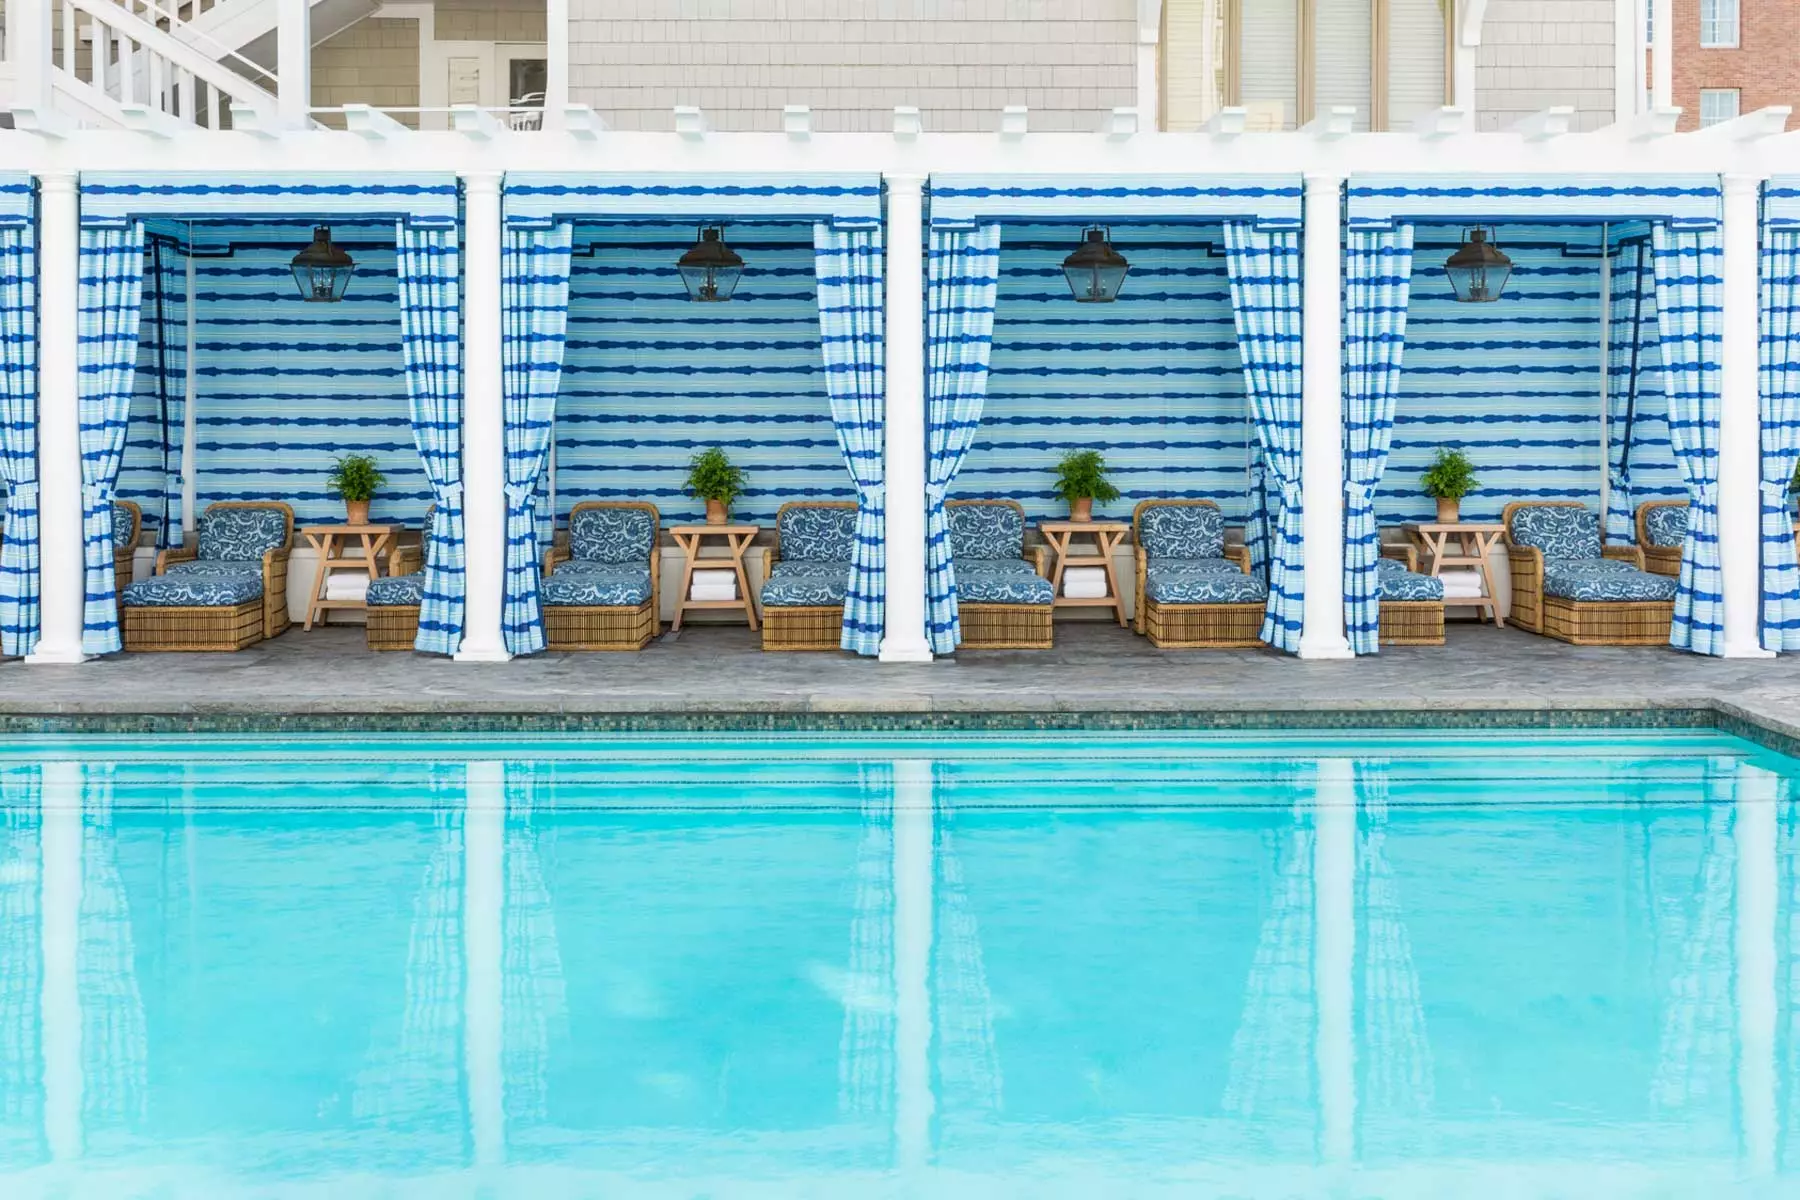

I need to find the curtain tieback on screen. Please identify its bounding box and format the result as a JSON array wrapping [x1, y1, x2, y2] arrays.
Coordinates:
[[1277, 480, 1304, 509], [1692, 483, 1720, 508], [1760, 480, 1792, 503], [435, 482, 465, 508], [503, 481, 538, 507], [5, 480, 38, 504], [1344, 481, 1378, 504], [82, 482, 115, 509], [1608, 469, 1630, 491]]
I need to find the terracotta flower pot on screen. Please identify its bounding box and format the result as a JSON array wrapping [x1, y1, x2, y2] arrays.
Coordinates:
[[705, 498, 729, 525], [1435, 497, 1460, 524], [1070, 497, 1094, 523], [345, 499, 371, 526]]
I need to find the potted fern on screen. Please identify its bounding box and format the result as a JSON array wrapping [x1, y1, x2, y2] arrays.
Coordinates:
[[1421, 447, 1477, 524], [327, 453, 386, 526], [687, 447, 746, 525], [1053, 450, 1121, 522]]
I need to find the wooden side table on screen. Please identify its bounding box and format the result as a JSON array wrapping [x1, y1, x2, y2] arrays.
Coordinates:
[[670, 524, 761, 631], [1403, 522, 1506, 628], [300, 523, 400, 631], [1038, 520, 1131, 627]]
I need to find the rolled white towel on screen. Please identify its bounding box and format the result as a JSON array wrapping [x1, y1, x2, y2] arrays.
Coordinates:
[[1438, 569, 1486, 598], [691, 569, 737, 588], [325, 573, 372, 602], [1062, 566, 1110, 598]]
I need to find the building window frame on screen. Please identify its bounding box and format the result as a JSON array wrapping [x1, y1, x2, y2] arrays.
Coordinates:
[[1699, 88, 1741, 127], [1699, 0, 1739, 49]]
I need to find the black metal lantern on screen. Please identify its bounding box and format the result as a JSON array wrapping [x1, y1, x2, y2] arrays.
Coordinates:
[[1062, 227, 1130, 303], [289, 225, 355, 303], [678, 226, 745, 302], [1444, 227, 1513, 304]]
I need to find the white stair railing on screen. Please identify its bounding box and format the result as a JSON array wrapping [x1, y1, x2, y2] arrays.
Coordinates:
[[52, 0, 279, 128]]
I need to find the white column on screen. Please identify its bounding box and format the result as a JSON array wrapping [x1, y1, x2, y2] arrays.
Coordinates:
[[456, 173, 512, 662], [1734, 762, 1777, 1177], [892, 758, 934, 1175], [1136, 0, 1163, 131], [1651, 0, 1673, 111], [29, 174, 88, 665], [880, 174, 933, 663], [1718, 175, 1772, 658], [7, 0, 50, 112], [1313, 759, 1356, 1164], [1300, 174, 1352, 659], [276, 0, 312, 129], [464, 761, 506, 1167], [41, 761, 84, 1162], [1616, 0, 1646, 120], [182, 249, 198, 537], [542, 0, 570, 131]]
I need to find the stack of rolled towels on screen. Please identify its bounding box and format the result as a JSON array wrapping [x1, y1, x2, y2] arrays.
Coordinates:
[[1061, 566, 1110, 599], [1438, 568, 1486, 600], [688, 568, 739, 602], [324, 572, 372, 603]]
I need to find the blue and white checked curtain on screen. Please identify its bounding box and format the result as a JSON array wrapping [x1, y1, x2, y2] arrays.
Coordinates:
[[396, 223, 466, 655], [1605, 239, 1659, 543], [1223, 222, 1305, 653], [1653, 224, 1724, 656], [924, 224, 1002, 655], [1759, 227, 1800, 651], [1342, 226, 1415, 656], [0, 200, 38, 657], [813, 224, 886, 656], [148, 246, 187, 547], [500, 223, 574, 656], [78, 223, 147, 656]]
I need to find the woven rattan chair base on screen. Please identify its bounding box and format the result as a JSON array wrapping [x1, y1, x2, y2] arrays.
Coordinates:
[[1378, 601, 1446, 646], [365, 606, 421, 652], [114, 549, 134, 590], [544, 601, 658, 651], [122, 601, 265, 652], [1536, 596, 1675, 646], [1142, 599, 1264, 649], [957, 603, 1053, 650], [762, 604, 845, 651], [1642, 546, 1682, 578]]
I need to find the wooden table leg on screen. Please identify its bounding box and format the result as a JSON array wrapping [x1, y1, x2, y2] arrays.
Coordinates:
[[672, 532, 697, 632], [1099, 530, 1128, 626], [1044, 529, 1068, 597], [304, 532, 333, 631], [1478, 532, 1505, 627], [731, 533, 758, 631]]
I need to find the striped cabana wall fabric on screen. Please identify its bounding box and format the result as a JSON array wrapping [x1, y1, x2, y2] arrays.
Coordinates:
[[1346, 174, 1724, 232], [503, 173, 883, 230], [118, 227, 187, 548], [1604, 224, 1679, 544], [0, 174, 37, 656], [1761, 179, 1800, 652], [78, 173, 460, 229], [926, 174, 1304, 231]]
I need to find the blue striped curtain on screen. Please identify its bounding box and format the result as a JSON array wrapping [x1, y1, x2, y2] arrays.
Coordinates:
[[500, 223, 573, 656], [0, 221, 38, 656], [814, 224, 887, 656], [1605, 239, 1659, 543], [1760, 229, 1800, 651], [396, 223, 466, 656], [1342, 227, 1415, 656], [1223, 222, 1304, 654], [78, 224, 147, 656], [924, 224, 1001, 655], [1653, 223, 1724, 656]]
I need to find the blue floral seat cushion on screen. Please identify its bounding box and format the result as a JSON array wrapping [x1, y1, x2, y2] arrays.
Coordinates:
[[778, 506, 858, 562], [541, 562, 652, 608], [1542, 559, 1677, 603], [367, 573, 425, 607], [111, 503, 136, 548], [762, 562, 850, 607], [1644, 503, 1688, 548], [123, 569, 262, 608], [165, 559, 264, 580], [1138, 503, 1226, 560], [949, 503, 1025, 561], [1510, 506, 1603, 561], [1376, 558, 1445, 602], [1145, 558, 1268, 605], [568, 506, 656, 565], [957, 558, 1054, 605], [197, 507, 288, 562]]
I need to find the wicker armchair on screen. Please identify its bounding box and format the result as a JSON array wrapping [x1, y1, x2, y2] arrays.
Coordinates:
[[1376, 542, 1446, 646], [121, 501, 293, 651], [364, 506, 432, 652], [1131, 499, 1264, 648], [761, 500, 858, 651], [944, 499, 1054, 650], [112, 500, 141, 589], [1634, 499, 1688, 578], [1504, 500, 1675, 645], [540, 500, 660, 650]]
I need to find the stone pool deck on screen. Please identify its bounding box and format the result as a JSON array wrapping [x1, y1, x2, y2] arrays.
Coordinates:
[[6, 620, 1800, 741]]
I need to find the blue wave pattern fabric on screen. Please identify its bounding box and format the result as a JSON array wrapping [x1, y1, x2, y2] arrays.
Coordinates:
[[123, 570, 262, 607], [1759, 227, 1800, 650], [762, 565, 851, 607], [1223, 222, 1304, 653], [197, 507, 287, 563], [814, 224, 887, 655], [397, 223, 466, 655], [110, 503, 135, 556], [777, 504, 857, 563], [501, 223, 574, 655], [1342, 227, 1415, 654], [366, 573, 425, 607], [165, 560, 267, 580], [948, 502, 1024, 561], [569, 506, 656, 565], [1375, 558, 1444, 601], [924, 224, 1002, 654], [1138, 504, 1225, 560], [78, 222, 147, 655], [1645, 503, 1689, 547], [139, 247, 187, 549], [1145, 560, 1269, 605], [955, 559, 1054, 605], [1605, 240, 1664, 542], [540, 562, 652, 608], [1542, 559, 1678, 603], [1654, 224, 1725, 654], [1511, 505, 1604, 561], [0, 192, 38, 657]]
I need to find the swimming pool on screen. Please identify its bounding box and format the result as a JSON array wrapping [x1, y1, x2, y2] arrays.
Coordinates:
[[0, 729, 1795, 1196]]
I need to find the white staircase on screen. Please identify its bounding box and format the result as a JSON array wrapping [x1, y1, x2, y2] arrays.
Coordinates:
[[173, 0, 378, 72]]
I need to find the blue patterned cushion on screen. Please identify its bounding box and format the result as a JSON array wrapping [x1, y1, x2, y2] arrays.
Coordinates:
[[1644, 503, 1688, 548], [198, 507, 287, 563], [957, 558, 1054, 605], [366, 573, 425, 607], [541, 562, 652, 607], [123, 570, 262, 607], [1145, 559, 1268, 604], [568, 506, 656, 564], [1542, 559, 1677, 602], [1138, 503, 1225, 560], [777, 505, 857, 562], [948, 503, 1025, 561], [1376, 558, 1444, 601], [1510, 506, 1602, 562], [165, 560, 263, 580], [762, 562, 849, 607], [111, 503, 136, 550]]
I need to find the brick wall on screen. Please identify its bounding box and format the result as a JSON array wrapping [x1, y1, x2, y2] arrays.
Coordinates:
[[312, 18, 422, 129], [1671, 0, 1799, 131], [1474, 0, 1617, 131], [566, 0, 1139, 133]]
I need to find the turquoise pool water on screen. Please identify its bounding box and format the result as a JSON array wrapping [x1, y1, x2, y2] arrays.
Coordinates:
[[0, 729, 1797, 1197]]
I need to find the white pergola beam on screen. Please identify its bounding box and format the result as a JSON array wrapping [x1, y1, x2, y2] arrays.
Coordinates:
[[228, 102, 283, 139], [451, 105, 507, 141], [1509, 105, 1574, 141], [343, 104, 411, 141], [999, 106, 1029, 140], [118, 104, 183, 139], [563, 105, 607, 139], [1104, 107, 1139, 140], [1413, 106, 1470, 138], [1303, 106, 1356, 139], [1624, 106, 1683, 140], [675, 106, 707, 140], [892, 106, 923, 140], [1696, 105, 1794, 142], [9, 108, 74, 139], [1205, 106, 1248, 137], [783, 105, 812, 139]]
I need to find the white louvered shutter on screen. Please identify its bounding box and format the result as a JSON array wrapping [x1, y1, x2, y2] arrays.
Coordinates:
[[1385, 0, 1447, 129], [1163, 0, 1226, 131], [1239, 0, 1300, 131], [1312, 0, 1372, 130]]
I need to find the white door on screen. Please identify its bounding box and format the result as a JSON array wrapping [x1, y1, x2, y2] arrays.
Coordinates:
[[423, 42, 547, 129]]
